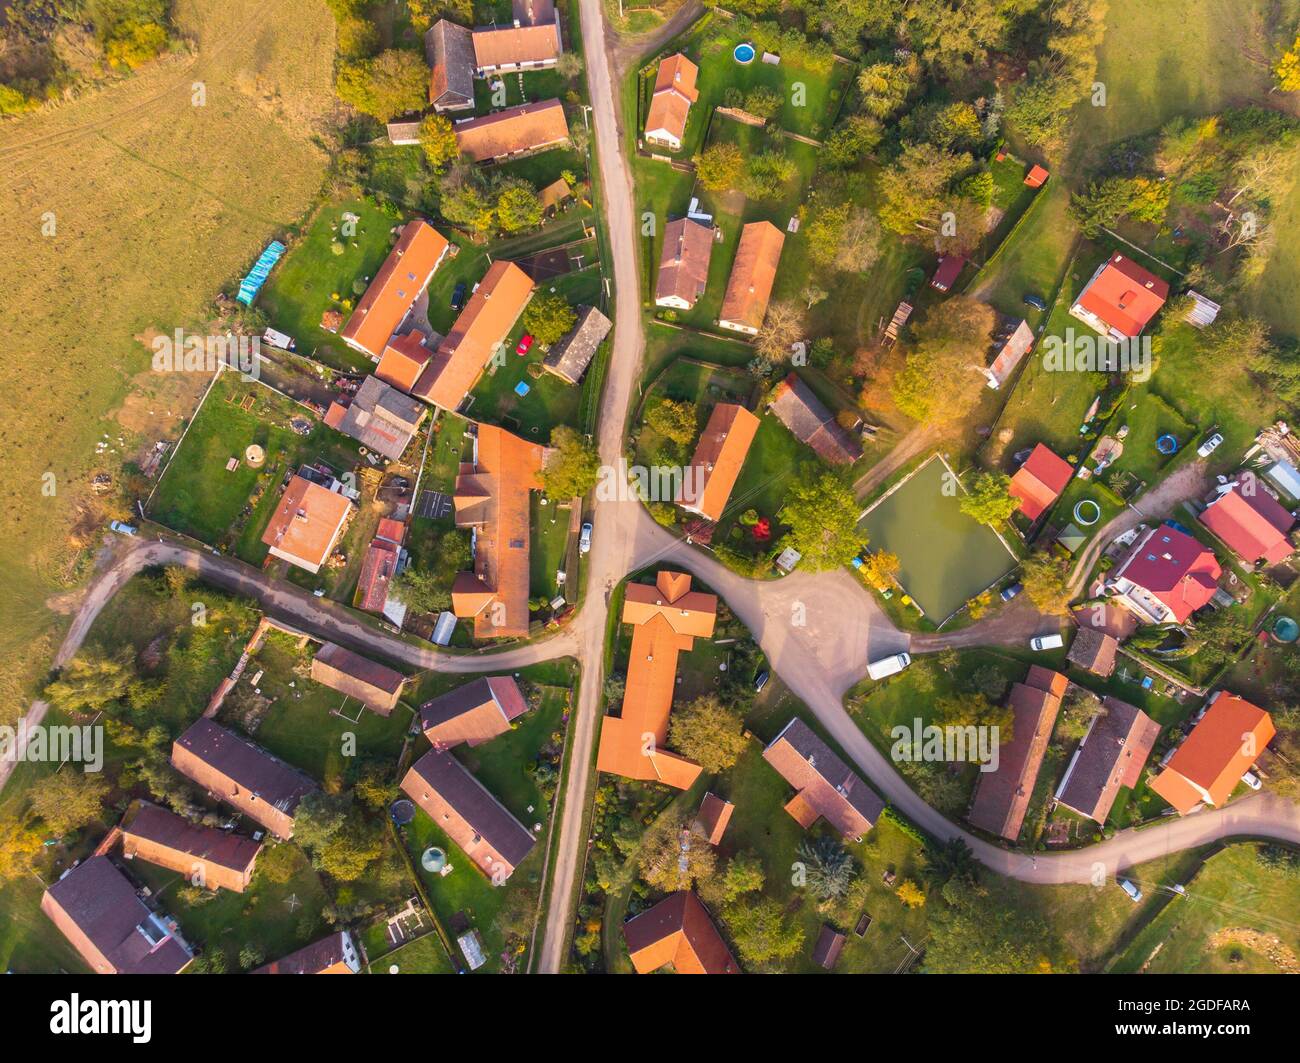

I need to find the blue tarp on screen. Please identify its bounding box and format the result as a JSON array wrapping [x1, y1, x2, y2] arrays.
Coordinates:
[[236, 240, 286, 306]]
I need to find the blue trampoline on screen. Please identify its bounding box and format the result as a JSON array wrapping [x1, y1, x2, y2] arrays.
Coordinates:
[[236, 241, 286, 306], [514, 381, 531, 397]]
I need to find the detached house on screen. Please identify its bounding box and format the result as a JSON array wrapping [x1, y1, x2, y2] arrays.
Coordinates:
[[261, 475, 354, 575], [596, 571, 717, 790], [1055, 696, 1161, 823], [1069, 252, 1168, 341], [171, 719, 318, 839], [424, 19, 475, 112], [310, 642, 406, 716], [644, 53, 699, 151], [412, 259, 534, 411], [767, 373, 862, 465], [454, 99, 570, 163], [1009, 443, 1074, 521], [471, 20, 562, 77], [719, 221, 784, 334], [763, 717, 884, 841], [1107, 522, 1222, 625], [255, 931, 362, 974], [623, 891, 739, 974], [1150, 692, 1275, 814], [1198, 476, 1296, 567], [341, 220, 451, 360], [450, 423, 546, 639], [655, 217, 714, 310], [122, 802, 262, 893], [676, 402, 759, 522], [419, 675, 530, 748]]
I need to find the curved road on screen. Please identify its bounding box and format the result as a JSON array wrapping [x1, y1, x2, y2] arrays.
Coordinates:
[[20, 2, 1300, 973]]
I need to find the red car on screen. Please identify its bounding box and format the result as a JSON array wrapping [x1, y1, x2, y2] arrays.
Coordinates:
[[516, 333, 534, 356]]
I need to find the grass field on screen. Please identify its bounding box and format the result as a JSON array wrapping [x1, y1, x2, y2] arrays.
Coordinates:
[[0, 0, 337, 726]]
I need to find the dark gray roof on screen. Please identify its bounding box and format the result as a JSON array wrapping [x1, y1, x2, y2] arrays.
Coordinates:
[[542, 305, 612, 384], [174, 719, 317, 819], [333, 375, 426, 461], [767, 374, 862, 465], [406, 748, 536, 867], [426, 19, 475, 109]]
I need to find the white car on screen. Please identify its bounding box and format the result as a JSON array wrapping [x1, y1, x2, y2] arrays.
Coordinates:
[[1197, 432, 1224, 458], [1029, 633, 1064, 651], [1118, 878, 1143, 903], [1242, 770, 1262, 791], [867, 652, 911, 681], [579, 522, 592, 554]]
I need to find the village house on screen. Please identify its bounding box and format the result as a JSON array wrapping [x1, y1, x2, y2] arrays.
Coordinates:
[[1008, 442, 1074, 521], [356, 517, 407, 617], [255, 930, 362, 974], [376, 331, 435, 393], [767, 372, 863, 465], [542, 304, 612, 385], [171, 718, 319, 839], [1067, 625, 1119, 678], [1197, 475, 1296, 567], [643, 52, 699, 151], [763, 717, 884, 841], [655, 216, 714, 309], [261, 475, 354, 575], [341, 219, 451, 360], [324, 374, 426, 462], [121, 802, 262, 893], [412, 260, 535, 411], [1069, 252, 1169, 341], [1150, 692, 1275, 815], [622, 891, 739, 974], [419, 675, 530, 748], [310, 642, 406, 716], [675, 402, 759, 522], [718, 221, 785, 334], [453, 99, 570, 163], [42, 856, 194, 974], [596, 570, 717, 789], [471, 17, 562, 77], [450, 423, 546, 639], [400, 748, 536, 881], [693, 792, 734, 846], [967, 667, 1068, 842], [424, 19, 476, 112], [1106, 522, 1222, 625], [1054, 696, 1161, 823]]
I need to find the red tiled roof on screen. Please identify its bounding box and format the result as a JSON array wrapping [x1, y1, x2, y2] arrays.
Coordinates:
[[1198, 479, 1295, 566], [1009, 443, 1073, 521], [1115, 523, 1222, 623], [1024, 164, 1049, 187], [930, 254, 966, 291], [762, 717, 883, 840], [1074, 253, 1168, 338], [356, 539, 399, 614], [694, 792, 734, 846]]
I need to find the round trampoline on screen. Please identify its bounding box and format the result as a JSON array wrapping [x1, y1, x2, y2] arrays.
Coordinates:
[[734, 42, 756, 64], [389, 798, 416, 826], [1073, 499, 1102, 526], [1273, 616, 1299, 643], [421, 847, 447, 873], [1156, 433, 1179, 455]]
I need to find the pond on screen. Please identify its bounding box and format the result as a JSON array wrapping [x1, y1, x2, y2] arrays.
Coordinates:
[[859, 455, 1018, 622]]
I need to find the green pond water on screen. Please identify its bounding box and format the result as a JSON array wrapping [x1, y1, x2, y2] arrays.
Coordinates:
[[859, 456, 1017, 621]]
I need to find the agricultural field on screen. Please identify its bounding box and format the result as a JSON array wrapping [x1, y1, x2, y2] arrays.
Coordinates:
[[0, 0, 337, 727]]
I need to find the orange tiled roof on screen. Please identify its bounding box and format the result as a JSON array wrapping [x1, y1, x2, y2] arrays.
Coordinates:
[[596, 571, 717, 788], [376, 332, 432, 393], [341, 220, 450, 359], [694, 792, 734, 845], [450, 424, 545, 638], [471, 22, 561, 71], [719, 221, 785, 330], [645, 91, 692, 144], [1150, 693, 1275, 814], [677, 402, 759, 522], [453, 99, 570, 163], [653, 53, 699, 102], [413, 260, 534, 411], [624, 891, 739, 974], [1009, 443, 1073, 521], [261, 476, 353, 573]]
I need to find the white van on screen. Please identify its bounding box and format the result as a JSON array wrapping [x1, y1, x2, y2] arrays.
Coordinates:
[[1030, 633, 1064, 651], [867, 652, 911, 681]]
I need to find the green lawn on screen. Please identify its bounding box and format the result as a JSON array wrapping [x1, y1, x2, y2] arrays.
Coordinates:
[[149, 370, 362, 558], [259, 197, 403, 371], [530, 494, 572, 599], [366, 928, 456, 973]]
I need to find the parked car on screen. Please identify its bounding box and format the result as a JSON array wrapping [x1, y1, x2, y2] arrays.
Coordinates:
[[867, 652, 911, 681], [1197, 432, 1224, 459], [1242, 770, 1262, 791], [312, 588, 326, 598], [516, 333, 534, 356], [109, 520, 137, 536], [1118, 878, 1143, 903], [1030, 633, 1064, 651], [754, 670, 770, 693], [451, 281, 467, 310], [579, 522, 592, 554], [1023, 293, 1048, 312], [1000, 582, 1023, 602]]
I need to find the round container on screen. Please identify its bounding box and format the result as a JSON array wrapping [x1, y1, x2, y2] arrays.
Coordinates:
[[421, 846, 447, 873], [1073, 499, 1102, 526], [734, 42, 756, 64]]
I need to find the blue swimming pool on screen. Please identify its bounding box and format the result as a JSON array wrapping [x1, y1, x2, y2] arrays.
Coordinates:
[[734, 42, 755, 64]]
